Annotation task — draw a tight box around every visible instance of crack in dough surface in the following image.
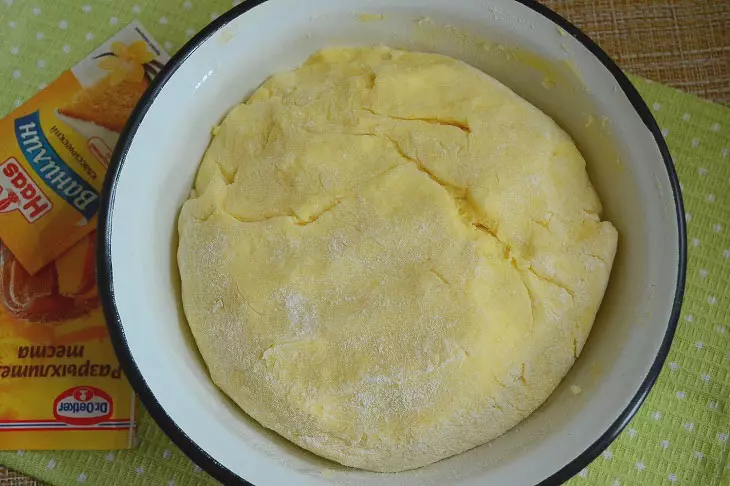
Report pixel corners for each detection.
[177,47,618,472]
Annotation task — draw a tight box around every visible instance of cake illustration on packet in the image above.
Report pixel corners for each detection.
[0,232,97,324]
[56,39,164,167]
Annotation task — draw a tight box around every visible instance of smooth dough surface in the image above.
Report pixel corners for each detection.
[178,47,618,472]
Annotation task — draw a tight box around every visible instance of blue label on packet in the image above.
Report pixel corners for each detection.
[14,111,99,222]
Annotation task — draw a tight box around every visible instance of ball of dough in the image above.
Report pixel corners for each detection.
[178,47,617,472]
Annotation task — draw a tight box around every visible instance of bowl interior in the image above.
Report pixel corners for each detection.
[102,0,682,484]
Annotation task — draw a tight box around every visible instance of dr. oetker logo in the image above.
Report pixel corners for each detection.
[53,386,113,426]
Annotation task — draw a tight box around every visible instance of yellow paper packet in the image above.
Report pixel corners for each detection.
[0,21,169,274]
[0,233,137,449]
[0,21,169,450]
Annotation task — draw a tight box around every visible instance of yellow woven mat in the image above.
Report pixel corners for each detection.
[543,0,730,105]
[0,467,40,486]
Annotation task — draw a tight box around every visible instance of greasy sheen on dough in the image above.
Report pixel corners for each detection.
[178,47,618,473]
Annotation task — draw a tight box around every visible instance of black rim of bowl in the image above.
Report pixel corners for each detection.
[97,1,687,484]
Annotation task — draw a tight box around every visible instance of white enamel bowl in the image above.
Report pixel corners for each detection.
[98,1,686,484]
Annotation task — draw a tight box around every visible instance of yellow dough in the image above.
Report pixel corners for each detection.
[177,47,617,472]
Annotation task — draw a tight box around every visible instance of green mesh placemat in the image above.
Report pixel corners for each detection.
[1,1,729,485]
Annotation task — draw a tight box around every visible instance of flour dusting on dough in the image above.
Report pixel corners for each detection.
[177,47,617,473]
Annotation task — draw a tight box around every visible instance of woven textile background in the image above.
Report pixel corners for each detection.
[1,0,729,485]
[544,0,730,106]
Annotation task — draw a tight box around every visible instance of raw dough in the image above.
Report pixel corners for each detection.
[177,47,617,472]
